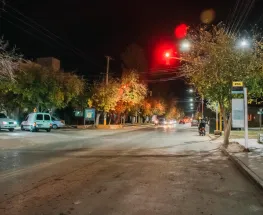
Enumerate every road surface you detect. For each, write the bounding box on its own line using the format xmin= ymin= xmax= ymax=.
xmin=0 ymin=124 xmax=263 ymax=215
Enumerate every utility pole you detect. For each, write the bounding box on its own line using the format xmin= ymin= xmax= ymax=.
xmin=201 ymin=95 xmax=204 ymax=119
xmin=104 ymin=56 xmax=112 ymax=126
xmin=105 ymin=56 xmax=112 ymax=85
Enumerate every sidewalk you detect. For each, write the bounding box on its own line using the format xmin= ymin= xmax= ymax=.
xmin=222 ymin=138 xmax=263 ymax=190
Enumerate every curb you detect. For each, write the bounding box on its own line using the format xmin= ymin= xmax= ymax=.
xmin=221 ymin=148 xmax=263 ymax=191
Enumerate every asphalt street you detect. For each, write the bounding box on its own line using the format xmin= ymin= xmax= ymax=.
xmin=0 ymin=124 xmax=263 ymax=215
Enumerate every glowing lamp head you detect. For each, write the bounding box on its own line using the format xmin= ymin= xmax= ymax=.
xmin=165 ymin=52 xmax=170 ymax=58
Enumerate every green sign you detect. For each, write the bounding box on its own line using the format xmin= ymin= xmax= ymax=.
xmin=84 ymin=108 xmax=95 ymax=120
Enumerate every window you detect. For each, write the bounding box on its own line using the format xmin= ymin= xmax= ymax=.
xmin=36 ymin=114 xmax=43 ymax=120
xmin=0 ymin=113 xmax=7 ymax=118
xmin=44 ymin=115 xmax=51 ymax=120
xmin=51 ymin=117 xmax=56 ymax=121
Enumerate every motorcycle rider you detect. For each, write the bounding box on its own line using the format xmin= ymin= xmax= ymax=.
xmin=198 ymin=119 xmax=206 ymax=134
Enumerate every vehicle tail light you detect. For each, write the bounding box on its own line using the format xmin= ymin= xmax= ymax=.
xmin=50 ymin=123 xmax=52 ymax=127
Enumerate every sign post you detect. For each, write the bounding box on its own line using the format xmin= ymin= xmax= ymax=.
xmin=232 ymin=81 xmax=248 ymax=150
xmin=216 ymin=103 xmax=218 ymax=131
xmin=259 ymin=108 xmax=263 ymax=131
xmin=84 ymin=108 xmax=96 ymax=125
xmin=244 ymin=87 xmax=248 ymax=149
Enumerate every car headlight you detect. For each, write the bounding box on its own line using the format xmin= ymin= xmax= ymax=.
xmin=14 ymin=121 xmax=17 ymax=125
xmin=2 ymin=121 xmax=7 ymax=125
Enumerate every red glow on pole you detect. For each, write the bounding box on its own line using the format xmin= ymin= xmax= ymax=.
xmin=174 ymin=24 xmax=187 ymax=39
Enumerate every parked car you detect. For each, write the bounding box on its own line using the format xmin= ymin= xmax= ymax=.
xmin=0 ymin=113 xmax=17 ymax=132
xmin=191 ymin=120 xmax=199 ymax=127
xmin=51 ymin=116 xmax=65 ymax=129
xmin=21 ymin=112 xmax=52 ymax=132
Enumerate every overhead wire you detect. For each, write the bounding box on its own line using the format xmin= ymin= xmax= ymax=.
xmin=3 ymin=2 xmax=89 ymax=57
xmin=226 ymin=0 xmax=241 ymax=34
xmin=0 ymin=2 xmax=105 ymax=69
xmin=228 ymin=0 xmax=245 ymax=35
xmin=233 ymin=0 xmax=255 ymax=34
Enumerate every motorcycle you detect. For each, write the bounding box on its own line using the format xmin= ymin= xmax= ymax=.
xmin=199 ymin=127 xmax=206 ymax=136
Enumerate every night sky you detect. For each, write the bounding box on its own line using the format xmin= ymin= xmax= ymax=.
xmin=1 ymin=0 xmax=263 ymax=111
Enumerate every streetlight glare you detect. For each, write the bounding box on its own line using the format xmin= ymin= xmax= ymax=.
xmin=238 ymin=39 xmax=249 ymax=48
xmin=180 ymin=40 xmax=191 ymax=51
xmin=189 ymin=89 xmax=193 ymax=93
xmin=189 ymin=98 xmax=193 ymax=101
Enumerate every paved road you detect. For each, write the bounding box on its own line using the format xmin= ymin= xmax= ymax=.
xmin=0 ymin=124 xmax=263 ymax=215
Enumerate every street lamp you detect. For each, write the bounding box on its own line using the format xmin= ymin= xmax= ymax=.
xmin=189 ymin=98 xmax=193 ymax=102
xmin=180 ymin=40 xmax=191 ymax=51
xmin=190 ymin=103 xmax=193 ymax=106
xmin=237 ymin=39 xmax=249 ymax=49
xmin=189 ymin=89 xmax=193 ymax=93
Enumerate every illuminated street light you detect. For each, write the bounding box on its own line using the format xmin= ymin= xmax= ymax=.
xmin=180 ymin=40 xmax=191 ymax=51
xmin=190 ymin=103 xmax=193 ymax=106
xmin=189 ymin=89 xmax=193 ymax=93
xmin=237 ymin=39 xmax=249 ymax=49
xmin=189 ymin=98 xmax=193 ymax=102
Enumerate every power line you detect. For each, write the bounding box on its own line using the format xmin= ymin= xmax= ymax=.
xmin=3 ymin=1 xmax=88 ymax=57
xmin=1 ymin=3 xmax=104 ymax=68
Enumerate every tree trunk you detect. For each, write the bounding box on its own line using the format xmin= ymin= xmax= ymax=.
xmin=115 ymin=113 xmax=121 ymax=124
xmin=220 ymin=102 xmax=231 ymax=147
xmin=109 ymin=113 xmax=112 ymax=125
xmin=123 ymin=114 xmax=126 ymax=125
xmin=223 ymin=114 xmax=232 ymax=147
xmin=96 ymin=112 xmax=101 ymax=126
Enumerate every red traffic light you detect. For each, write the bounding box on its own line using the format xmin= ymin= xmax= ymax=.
xmin=165 ymin=52 xmax=170 ymax=58
xmin=174 ymin=24 xmax=187 ymax=39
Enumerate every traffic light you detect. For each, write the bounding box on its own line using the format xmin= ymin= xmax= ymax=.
xmin=165 ymin=52 xmax=170 ymax=58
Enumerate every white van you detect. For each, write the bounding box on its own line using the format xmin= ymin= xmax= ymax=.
xmin=21 ymin=112 xmax=52 ymax=132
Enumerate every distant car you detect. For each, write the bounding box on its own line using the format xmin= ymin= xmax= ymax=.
xmin=167 ymin=119 xmax=176 ymax=124
xmin=191 ymin=120 xmax=199 ymax=127
xmin=0 ymin=113 xmax=17 ymax=132
xmin=158 ymin=118 xmax=166 ymax=125
xmin=179 ymin=119 xmax=185 ymax=124
xmin=51 ymin=116 xmax=65 ymax=129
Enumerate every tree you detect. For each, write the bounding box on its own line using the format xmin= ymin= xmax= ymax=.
xmin=166 ymin=106 xmax=184 ymax=120
xmin=0 ymin=38 xmax=22 ymax=82
xmin=151 ymin=99 xmax=166 ymax=116
xmin=117 ymin=71 xmax=147 ymax=123
xmin=89 ymin=78 xmax=120 ymax=125
xmin=181 ymin=25 xmax=263 ymax=146
xmin=121 ymin=43 xmax=148 ymax=74
xmin=0 ymin=62 xmax=85 ymax=113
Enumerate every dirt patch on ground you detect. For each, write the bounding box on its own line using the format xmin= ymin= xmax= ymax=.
xmin=227 ymin=142 xmax=246 ymax=153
